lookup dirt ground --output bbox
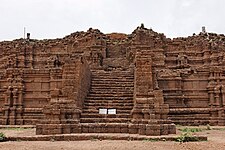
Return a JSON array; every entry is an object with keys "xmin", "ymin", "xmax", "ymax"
[{"xmin": 0, "ymin": 126, "xmax": 225, "ymax": 150}]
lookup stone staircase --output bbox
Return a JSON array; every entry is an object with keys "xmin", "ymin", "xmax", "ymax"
[{"xmin": 80, "ymin": 69, "xmax": 134, "ymax": 133}]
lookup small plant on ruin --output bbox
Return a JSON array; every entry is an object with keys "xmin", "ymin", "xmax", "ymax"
[
  {"xmin": 212, "ymin": 127, "xmax": 225, "ymax": 131},
  {"xmin": 5, "ymin": 127, "xmax": 30, "ymax": 131},
  {"xmin": 90, "ymin": 137, "xmax": 98, "ymax": 141},
  {"xmin": 180, "ymin": 127, "xmax": 202, "ymax": 133},
  {"xmin": 206, "ymin": 124, "xmax": 211, "ymax": 130},
  {"xmin": 142, "ymin": 138, "xmax": 159, "ymax": 142},
  {"xmin": 176, "ymin": 132, "xmax": 199, "ymax": 143},
  {"xmin": 0, "ymin": 132, "xmax": 6, "ymax": 142},
  {"xmin": 50, "ymin": 138, "xmax": 55, "ymax": 142}
]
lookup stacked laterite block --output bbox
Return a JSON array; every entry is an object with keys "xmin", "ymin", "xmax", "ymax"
[
  {"xmin": 80, "ymin": 69, "xmax": 134, "ymax": 133},
  {"xmin": 130, "ymin": 50, "xmax": 176, "ymax": 135},
  {"xmin": 1, "ymin": 25, "xmax": 225, "ymax": 135},
  {"xmin": 36, "ymin": 58, "xmax": 91, "ymax": 135}
]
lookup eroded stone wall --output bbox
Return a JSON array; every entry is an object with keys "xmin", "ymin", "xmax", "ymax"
[
  {"xmin": 0, "ymin": 24, "xmax": 225, "ymax": 131},
  {"xmin": 36, "ymin": 58, "xmax": 91, "ymax": 135}
]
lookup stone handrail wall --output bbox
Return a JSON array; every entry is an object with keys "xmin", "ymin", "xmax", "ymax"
[
  {"xmin": 36, "ymin": 57, "xmax": 91, "ymax": 135},
  {"xmin": 132, "ymin": 50, "xmax": 168, "ymax": 120},
  {"xmin": 73, "ymin": 57, "xmax": 91, "ymax": 108},
  {"xmin": 61, "ymin": 57, "xmax": 91, "ymax": 108}
]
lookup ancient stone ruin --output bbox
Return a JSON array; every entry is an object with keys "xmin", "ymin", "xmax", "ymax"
[{"xmin": 0, "ymin": 24, "xmax": 225, "ymax": 136}]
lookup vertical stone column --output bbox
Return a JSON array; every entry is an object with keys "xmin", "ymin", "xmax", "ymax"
[
  {"xmin": 2, "ymin": 91, "xmax": 9, "ymax": 125},
  {"xmin": 209, "ymin": 90, "xmax": 214, "ymax": 106},
  {"xmin": 3, "ymin": 85, "xmax": 15, "ymax": 125},
  {"xmin": 214, "ymin": 90, "xmax": 220, "ymax": 106},
  {"xmin": 222, "ymin": 87, "xmax": 225, "ymax": 106},
  {"xmin": 2, "ymin": 86, "xmax": 11, "ymax": 125},
  {"xmin": 12, "ymin": 88, "xmax": 18, "ymax": 105},
  {"xmin": 130, "ymin": 50, "xmax": 176, "ymax": 136},
  {"xmin": 8, "ymin": 88, "xmax": 18, "ymax": 125},
  {"xmin": 16, "ymin": 87, "xmax": 24, "ymax": 125},
  {"xmin": 132, "ymin": 50, "xmax": 154, "ymax": 121},
  {"xmin": 207, "ymin": 72, "xmax": 217, "ymax": 107}
]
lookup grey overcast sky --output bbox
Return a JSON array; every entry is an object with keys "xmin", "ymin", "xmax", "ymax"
[{"xmin": 0, "ymin": 0, "xmax": 225, "ymax": 40}]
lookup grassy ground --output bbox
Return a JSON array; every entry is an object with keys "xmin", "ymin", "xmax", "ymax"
[{"xmin": 0, "ymin": 125, "xmax": 225, "ymax": 150}]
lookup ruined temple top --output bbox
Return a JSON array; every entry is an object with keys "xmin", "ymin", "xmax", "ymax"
[{"xmin": 1, "ymin": 25, "xmax": 225, "ymax": 56}]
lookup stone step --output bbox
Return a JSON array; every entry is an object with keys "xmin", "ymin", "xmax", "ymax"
[
  {"xmin": 85, "ymin": 97, "xmax": 133, "ymax": 100},
  {"xmin": 84, "ymin": 102, "xmax": 134, "ymax": 107},
  {"xmin": 92, "ymin": 71, "xmax": 133, "ymax": 74},
  {"xmin": 80, "ymin": 118, "xmax": 131, "ymax": 123},
  {"xmin": 80, "ymin": 123, "xmax": 130, "ymax": 133},
  {"xmin": 83, "ymin": 69, "xmax": 134, "ymax": 125},
  {"xmin": 171, "ymin": 120, "xmax": 211, "ymax": 126},
  {"xmin": 84, "ymin": 99, "xmax": 133, "ymax": 104},
  {"xmin": 82, "ymin": 109, "xmax": 131, "ymax": 114},
  {"xmin": 89, "ymin": 91, "xmax": 133, "ymax": 94},
  {"xmin": 92, "ymin": 75, "xmax": 134, "ymax": 81},
  {"xmin": 89, "ymin": 91, "xmax": 133, "ymax": 95},
  {"xmin": 81, "ymin": 113, "xmax": 131, "ymax": 118},
  {"xmin": 92, "ymin": 73, "xmax": 133, "ymax": 76},
  {"xmin": 90, "ymin": 87, "xmax": 134, "ymax": 91},
  {"xmin": 89, "ymin": 90, "xmax": 133, "ymax": 94},
  {"xmin": 91, "ymin": 72, "xmax": 133, "ymax": 75},
  {"xmin": 91, "ymin": 81, "xmax": 134, "ymax": 84},
  {"xmin": 83, "ymin": 106, "xmax": 133, "ymax": 110},
  {"xmin": 91, "ymin": 82, "xmax": 134, "ymax": 86},
  {"xmin": 92, "ymin": 78, "xmax": 134, "ymax": 81},
  {"xmin": 91, "ymin": 83, "xmax": 134, "ymax": 87},
  {"xmin": 87, "ymin": 93, "xmax": 133, "ymax": 97},
  {"xmin": 91, "ymin": 70, "xmax": 133, "ymax": 73},
  {"xmin": 169, "ymin": 116, "xmax": 211, "ymax": 120},
  {"xmin": 93, "ymin": 74, "xmax": 133, "ymax": 77},
  {"xmin": 84, "ymin": 99, "xmax": 133, "ymax": 102},
  {"xmin": 92, "ymin": 77, "xmax": 134, "ymax": 80},
  {"xmin": 92, "ymin": 76, "xmax": 133, "ymax": 79}
]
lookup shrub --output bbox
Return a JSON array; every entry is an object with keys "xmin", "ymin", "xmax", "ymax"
[
  {"xmin": 142, "ymin": 138, "xmax": 159, "ymax": 142},
  {"xmin": 180, "ymin": 127, "xmax": 202, "ymax": 133},
  {"xmin": 206, "ymin": 124, "xmax": 211, "ymax": 130},
  {"xmin": 176, "ymin": 132, "xmax": 199, "ymax": 143},
  {"xmin": 0, "ymin": 132, "xmax": 6, "ymax": 142}
]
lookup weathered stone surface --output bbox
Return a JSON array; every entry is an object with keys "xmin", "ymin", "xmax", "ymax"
[{"xmin": 1, "ymin": 25, "xmax": 225, "ymax": 135}]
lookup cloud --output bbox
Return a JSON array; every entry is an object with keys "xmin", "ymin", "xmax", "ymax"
[
  {"xmin": 168, "ymin": 0, "xmax": 225, "ymax": 37},
  {"xmin": 0, "ymin": 0, "xmax": 225, "ymax": 40}
]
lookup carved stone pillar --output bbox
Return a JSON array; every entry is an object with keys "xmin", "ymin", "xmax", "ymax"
[
  {"xmin": 4, "ymin": 88, "xmax": 11, "ymax": 106},
  {"xmin": 222, "ymin": 87, "xmax": 225, "ymax": 106},
  {"xmin": 130, "ymin": 49, "xmax": 176, "ymax": 136},
  {"xmin": 9, "ymin": 107, "xmax": 16, "ymax": 125},
  {"xmin": 214, "ymin": 88, "xmax": 220, "ymax": 106},
  {"xmin": 209, "ymin": 91, "xmax": 214, "ymax": 106},
  {"xmin": 2, "ymin": 87, "xmax": 12, "ymax": 125},
  {"xmin": 12, "ymin": 88, "xmax": 18, "ymax": 106},
  {"xmin": 18, "ymin": 90, "xmax": 23, "ymax": 105},
  {"xmin": 16, "ymin": 89, "xmax": 24, "ymax": 125}
]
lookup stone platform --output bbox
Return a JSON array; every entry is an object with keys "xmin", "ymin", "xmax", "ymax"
[
  {"xmin": 5, "ymin": 133, "xmax": 207, "ymax": 142},
  {"xmin": 1, "ymin": 25, "xmax": 225, "ymax": 137}
]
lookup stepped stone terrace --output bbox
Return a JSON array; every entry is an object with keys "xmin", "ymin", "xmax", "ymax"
[{"xmin": 1, "ymin": 24, "xmax": 225, "ymax": 135}]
